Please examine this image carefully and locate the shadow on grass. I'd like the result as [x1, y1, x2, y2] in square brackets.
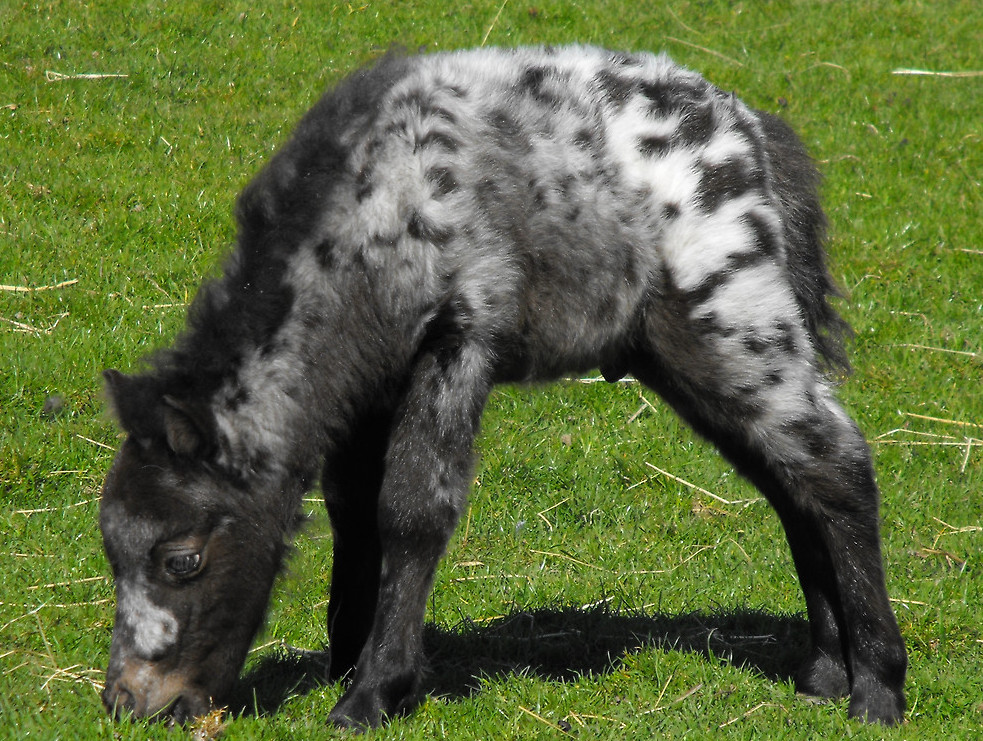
[231, 606, 809, 717]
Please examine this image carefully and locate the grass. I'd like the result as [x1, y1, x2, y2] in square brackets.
[2, 0, 981, 737]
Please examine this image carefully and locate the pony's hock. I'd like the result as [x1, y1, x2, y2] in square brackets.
[99, 45, 907, 728]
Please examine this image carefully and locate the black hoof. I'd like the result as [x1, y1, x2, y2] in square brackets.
[847, 675, 906, 726]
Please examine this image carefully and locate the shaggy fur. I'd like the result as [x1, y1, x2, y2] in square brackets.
[99, 45, 906, 728]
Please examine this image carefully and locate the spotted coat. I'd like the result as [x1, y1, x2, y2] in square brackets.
[99, 45, 906, 728]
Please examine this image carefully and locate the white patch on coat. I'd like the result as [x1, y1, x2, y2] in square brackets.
[701, 128, 752, 165]
[654, 195, 774, 293]
[706, 263, 800, 328]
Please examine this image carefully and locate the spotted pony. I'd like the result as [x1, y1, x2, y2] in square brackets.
[99, 45, 907, 728]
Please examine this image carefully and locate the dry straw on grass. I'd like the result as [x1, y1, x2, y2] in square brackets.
[1, 312, 69, 336]
[875, 412, 981, 473]
[0, 279, 78, 293]
[1, 280, 78, 335]
[190, 707, 228, 741]
[892, 68, 983, 78]
[518, 704, 574, 734]
[44, 71, 128, 82]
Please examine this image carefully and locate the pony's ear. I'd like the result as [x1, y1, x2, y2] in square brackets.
[103, 370, 216, 458]
[161, 395, 216, 458]
[103, 369, 164, 442]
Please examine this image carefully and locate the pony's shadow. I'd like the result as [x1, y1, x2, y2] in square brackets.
[231, 606, 810, 717]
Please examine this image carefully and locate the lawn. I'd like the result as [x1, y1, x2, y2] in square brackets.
[1, 0, 981, 738]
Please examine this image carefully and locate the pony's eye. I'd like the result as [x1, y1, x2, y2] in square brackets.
[165, 552, 202, 577]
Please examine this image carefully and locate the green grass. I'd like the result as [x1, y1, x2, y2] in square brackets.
[2, 0, 981, 738]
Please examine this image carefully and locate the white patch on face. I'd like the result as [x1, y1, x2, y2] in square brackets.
[119, 578, 179, 659]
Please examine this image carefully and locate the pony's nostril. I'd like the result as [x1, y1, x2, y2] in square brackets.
[103, 684, 136, 718]
[117, 688, 136, 712]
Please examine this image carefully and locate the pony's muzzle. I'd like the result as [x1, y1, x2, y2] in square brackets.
[102, 658, 208, 724]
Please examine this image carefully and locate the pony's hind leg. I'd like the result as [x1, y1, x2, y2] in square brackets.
[631, 265, 906, 723]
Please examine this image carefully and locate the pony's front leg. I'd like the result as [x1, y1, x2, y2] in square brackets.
[328, 344, 491, 729]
